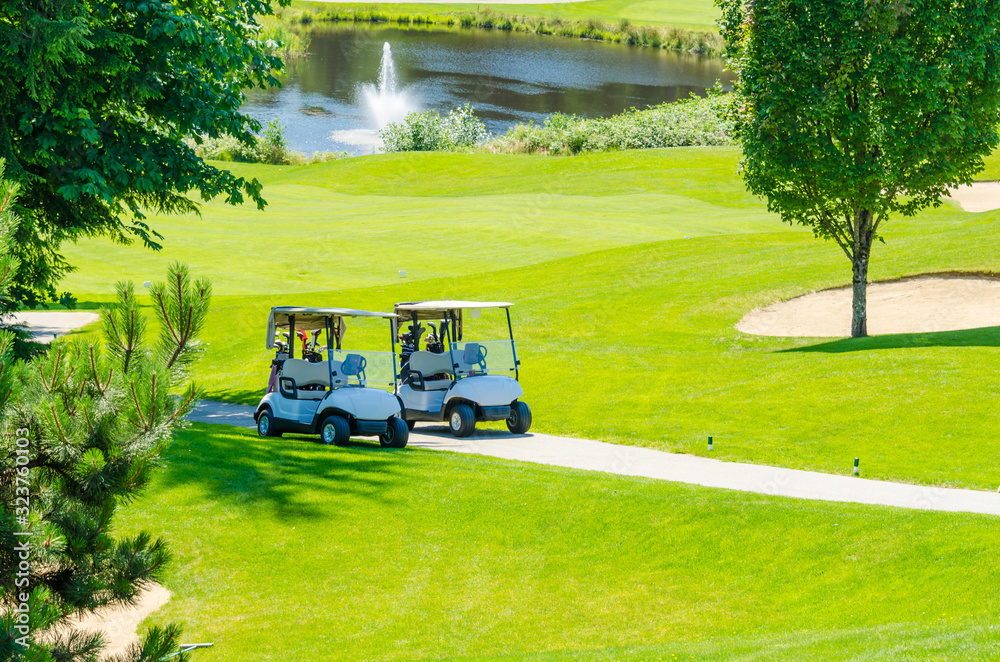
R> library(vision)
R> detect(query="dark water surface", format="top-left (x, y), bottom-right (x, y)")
top-left (242, 26), bottom-right (733, 154)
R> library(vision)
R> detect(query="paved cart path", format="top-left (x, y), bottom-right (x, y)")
top-left (8, 311), bottom-right (100, 343)
top-left (188, 401), bottom-right (1000, 517)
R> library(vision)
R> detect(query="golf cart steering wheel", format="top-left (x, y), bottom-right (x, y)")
top-left (463, 343), bottom-right (488, 371)
top-left (341, 353), bottom-right (368, 383)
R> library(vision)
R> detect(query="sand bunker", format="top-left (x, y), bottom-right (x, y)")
top-left (947, 181), bottom-right (1000, 212)
top-left (737, 276), bottom-right (1000, 337)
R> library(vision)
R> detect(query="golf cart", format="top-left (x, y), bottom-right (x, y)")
top-left (254, 307), bottom-right (409, 448)
top-left (394, 300), bottom-right (531, 437)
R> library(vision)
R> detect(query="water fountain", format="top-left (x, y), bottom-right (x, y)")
top-left (362, 42), bottom-right (416, 129)
top-left (330, 42), bottom-right (417, 152)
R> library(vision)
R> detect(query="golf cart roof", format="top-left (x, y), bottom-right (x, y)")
top-left (267, 307), bottom-right (396, 348)
top-left (394, 300), bottom-right (513, 320)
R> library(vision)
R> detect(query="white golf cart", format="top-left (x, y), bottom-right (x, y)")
top-left (254, 307), bottom-right (409, 448)
top-left (394, 300), bottom-right (531, 437)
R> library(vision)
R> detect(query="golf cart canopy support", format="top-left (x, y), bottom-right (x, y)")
top-left (395, 301), bottom-right (515, 342)
top-left (393, 301), bottom-right (513, 321)
top-left (266, 306), bottom-right (397, 350)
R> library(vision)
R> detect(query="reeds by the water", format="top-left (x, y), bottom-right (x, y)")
top-left (287, 7), bottom-right (724, 56)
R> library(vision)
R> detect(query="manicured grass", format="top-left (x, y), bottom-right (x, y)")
top-left (125, 423), bottom-right (1000, 661)
top-left (977, 146), bottom-right (1000, 180)
top-left (59, 149), bottom-right (772, 295)
top-left (293, 0), bottom-right (722, 30)
top-left (62, 149), bottom-right (1000, 488)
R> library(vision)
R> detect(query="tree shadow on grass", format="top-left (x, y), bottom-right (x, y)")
top-left (200, 386), bottom-right (262, 406)
top-left (162, 422), bottom-right (411, 521)
top-left (782, 326), bottom-right (1000, 354)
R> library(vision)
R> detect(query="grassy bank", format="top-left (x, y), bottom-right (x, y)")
top-left (284, 4), bottom-right (725, 55)
top-left (61, 149), bottom-right (1000, 489)
top-left (122, 423), bottom-right (1000, 661)
top-left (293, 0), bottom-right (722, 31)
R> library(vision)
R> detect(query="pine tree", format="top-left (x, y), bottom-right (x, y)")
top-left (1, 256), bottom-right (210, 660)
top-left (0, 159), bottom-right (20, 408)
top-left (0, 160), bottom-right (43, 361)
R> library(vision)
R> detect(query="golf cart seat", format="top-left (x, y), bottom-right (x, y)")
top-left (407, 350), bottom-right (454, 390)
top-left (280, 358), bottom-right (347, 399)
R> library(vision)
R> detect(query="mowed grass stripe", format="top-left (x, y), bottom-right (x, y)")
top-left (218, 150), bottom-right (761, 202)
top-left (59, 149), bottom-right (777, 296)
top-left (122, 423), bottom-right (1000, 661)
top-left (59, 189), bottom-right (782, 295)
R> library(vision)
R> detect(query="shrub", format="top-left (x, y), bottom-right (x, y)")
top-left (380, 104), bottom-right (489, 152)
top-left (381, 95), bottom-right (732, 155)
top-left (486, 91), bottom-right (734, 155)
top-left (185, 120), bottom-right (349, 165)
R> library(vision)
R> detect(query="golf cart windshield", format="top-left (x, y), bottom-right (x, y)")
top-left (449, 340), bottom-right (517, 377)
top-left (328, 349), bottom-right (397, 390)
top-left (394, 300), bottom-right (521, 380)
top-left (265, 306), bottom-right (401, 390)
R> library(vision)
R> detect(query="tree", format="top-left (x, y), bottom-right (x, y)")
top-left (0, 160), bottom-right (21, 397)
top-left (717, 0), bottom-right (1000, 336)
top-left (0, 160), bottom-right (45, 362)
top-left (1, 262), bottom-right (210, 662)
top-left (0, 0), bottom-right (288, 307)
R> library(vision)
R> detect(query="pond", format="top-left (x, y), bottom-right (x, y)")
top-left (242, 25), bottom-right (734, 154)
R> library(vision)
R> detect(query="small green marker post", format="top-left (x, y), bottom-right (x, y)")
top-left (853, 457), bottom-right (860, 476)
top-left (708, 436), bottom-right (713, 451)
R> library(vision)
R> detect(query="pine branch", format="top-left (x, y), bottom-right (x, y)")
top-left (48, 403), bottom-right (67, 444)
top-left (88, 343), bottom-right (114, 393)
top-left (82, 403), bottom-right (94, 434)
top-left (128, 380), bottom-right (150, 431)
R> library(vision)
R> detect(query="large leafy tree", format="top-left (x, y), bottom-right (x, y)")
top-left (1, 262), bottom-right (210, 661)
top-left (718, 0), bottom-right (1000, 336)
top-left (0, 0), bottom-right (287, 307)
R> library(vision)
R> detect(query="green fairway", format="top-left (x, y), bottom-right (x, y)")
top-left (60, 147), bottom-right (1000, 489)
top-left (124, 423), bottom-right (1000, 661)
top-left (59, 151), bottom-right (776, 295)
top-left (293, 0), bottom-right (722, 30)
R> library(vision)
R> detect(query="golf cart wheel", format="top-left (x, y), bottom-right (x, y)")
top-left (257, 409), bottom-right (281, 438)
top-left (506, 401), bottom-right (532, 434)
top-left (320, 415), bottom-right (351, 446)
top-left (406, 419), bottom-right (416, 431)
top-left (380, 417), bottom-right (409, 449)
top-left (449, 404), bottom-right (476, 438)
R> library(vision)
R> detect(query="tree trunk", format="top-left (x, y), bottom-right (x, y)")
top-left (851, 238), bottom-right (871, 338)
